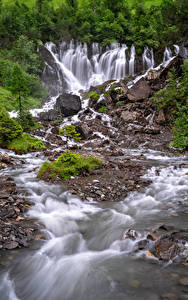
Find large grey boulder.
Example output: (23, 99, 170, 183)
(56, 93, 82, 117)
(127, 78, 151, 101)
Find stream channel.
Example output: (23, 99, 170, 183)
(0, 42, 188, 300)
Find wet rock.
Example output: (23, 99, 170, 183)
(155, 109, 166, 125)
(155, 239, 180, 260)
(39, 109, 61, 121)
(127, 78, 151, 101)
(4, 241, 19, 250)
(121, 110, 141, 123)
(76, 123, 90, 139)
(179, 277, 188, 286)
(123, 229, 138, 240)
(56, 93, 82, 117)
(144, 125, 160, 135)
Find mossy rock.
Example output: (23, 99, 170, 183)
(37, 150, 103, 180)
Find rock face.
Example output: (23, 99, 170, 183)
(127, 78, 151, 101)
(39, 45, 67, 96)
(39, 109, 61, 121)
(56, 93, 82, 117)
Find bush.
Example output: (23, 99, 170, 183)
(151, 61, 188, 150)
(0, 108, 23, 146)
(37, 150, 103, 180)
(8, 132, 45, 154)
(17, 111, 42, 132)
(59, 125, 81, 141)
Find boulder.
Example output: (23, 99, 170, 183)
(127, 78, 151, 101)
(56, 93, 82, 117)
(39, 109, 61, 121)
(155, 239, 180, 261)
(121, 110, 141, 123)
(76, 123, 90, 139)
(155, 109, 166, 125)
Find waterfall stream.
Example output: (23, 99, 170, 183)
(1, 41, 188, 299)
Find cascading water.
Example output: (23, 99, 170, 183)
(0, 151, 187, 300)
(142, 47, 154, 71)
(42, 41, 158, 94)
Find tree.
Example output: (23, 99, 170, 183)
(8, 63, 30, 113)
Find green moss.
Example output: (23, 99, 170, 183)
(37, 150, 103, 180)
(98, 106, 107, 113)
(59, 125, 81, 141)
(88, 91, 100, 101)
(116, 101, 124, 106)
(8, 132, 45, 154)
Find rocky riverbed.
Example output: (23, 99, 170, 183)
(0, 153, 41, 251)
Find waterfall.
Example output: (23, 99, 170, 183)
(42, 41, 178, 95)
(163, 47, 173, 67)
(129, 45, 136, 76)
(142, 47, 154, 71)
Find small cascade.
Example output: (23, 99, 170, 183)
(174, 44, 180, 55)
(163, 47, 173, 67)
(142, 47, 154, 71)
(129, 45, 136, 76)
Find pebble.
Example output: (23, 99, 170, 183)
(179, 277, 188, 286)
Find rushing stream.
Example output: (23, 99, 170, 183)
(1, 42, 188, 299)
(0, 150, 187, 300)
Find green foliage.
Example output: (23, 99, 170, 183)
(0, 108, 23, 146)
(10, 35, 42, 75)
(171, 113, 188, 150)
(0, 0, 187, 52)
(8, 132, 45, 154)
(59, 125, 81, 141)
(88, 91, 100, 101)
(151, 60, 188, 150)
(37, 150, 103, 180)
(116, 101, 124, 106)
(98, 106, 107, 113)
(17, 111, 37, 132)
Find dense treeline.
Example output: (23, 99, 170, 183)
(0, 0, 187, 49)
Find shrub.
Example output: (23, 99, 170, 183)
(17, 110, 42, 132)
(8, 132, 45, 154)
(37, 150, 103, 180)
(0, 108, 23, 146)
(151, 61, 188, 150)
(59, 125, 81, 141)
(99, 106, 107, 113)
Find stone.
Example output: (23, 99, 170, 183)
(121, 110, 140, 123)
(144, 125, 160, 135)
(39, 109, 61, 121)
(76, 123, 90, 139)
(56, 93, 82, 117)
(155, 109, 166, 125)
(4, 241, 19, 250)
(155, 240, 180, 260)
(179, 277, 188, 286)
(127, 78, 151, 101)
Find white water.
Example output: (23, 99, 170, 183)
(0, 151, 187, 300)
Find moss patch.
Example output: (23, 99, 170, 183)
(8, 132, 45, 154)
(37, 150, 103, 180)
